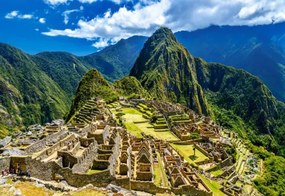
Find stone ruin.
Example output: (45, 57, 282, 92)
(0, 98, 221, 195)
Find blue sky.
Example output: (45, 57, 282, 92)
(1, 0, 285, 55)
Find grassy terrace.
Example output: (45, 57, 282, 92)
(71, 188, 107, 196)
(113, 107, 178, 141)
(170, 144, 209, 164)
(87, 169, 105, 174)
(211, 169, 223, 177)
(198, 174, 225, 196)
(154, 153, 169, 187)
(14, 181, 54, 196)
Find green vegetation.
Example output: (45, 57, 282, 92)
(198, 174, 225, 196)
(154, 153, 169, 187)
(113, 76, 150, 99)
(69, 188, 107, 196)
(87, 169, 104, 174)
(251, 145, 285, 196)
(114, 107, 178, 141)
(130, 27, 209, 115)
(170, 144, 208, 164)
(0, 43, 70, 136)
(127, 27, 285, 194)
(80, 36, 147, 82)
(15, 181, 54, 196)
(211, 169, 223, 177)
(66, 69, 119, 121)
(33, 52, 88, 96)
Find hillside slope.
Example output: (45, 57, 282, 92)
(176, 23, 285, 101)
(0, 43, 69, 133)
(130, 27, 283, 154)
(130, 28, 209, 115)
(80, 36, 147, 81)
(33, 52, 88, 96)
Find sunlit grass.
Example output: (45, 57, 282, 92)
(68, 188, 107, 196)
(198, 174, 225, 196)
(211, 169, 223, 177)
(170, 144, 209, 164)
(86, 169, 105, 174)
(118, 107, 178, 141)
(15, 181, 54, 196)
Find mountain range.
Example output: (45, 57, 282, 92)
(0, 25, 284, 195)
(1, 23, 285, 152)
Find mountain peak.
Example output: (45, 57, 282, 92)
(148, 27, 177, 44)
(130, 28, 209, 115)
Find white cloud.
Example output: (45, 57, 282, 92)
(44, 0, 71, 5)
(78, 0, 97, 3)
(5, 11, 33, 20)
(43, 0, 170, 41)
(39, 18, 46, 24)
(42, 0, 285, 48)
(62, 7, 83, 24)
(44, 0, 130, 5)
(19, 14, 33, 19)
(92, 38, 111, 48)
(5, 11, 19, 19)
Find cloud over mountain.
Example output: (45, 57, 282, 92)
(41, 0, 285, 48)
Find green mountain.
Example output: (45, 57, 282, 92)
(195, 59, 279, 131)
(130, 28, 209, 115)
(130, 27, 283, 151)
(113, 76, 150, 99)
(66, 69, 153, 122)
(0, 43, 69, 134)
(66, 68, 119, 121)
(80, 36, 148, 82)
(175, 23, 285, 102)
(33, 52, 88, 96)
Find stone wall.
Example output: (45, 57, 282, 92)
(0, 157, 10, 170)
(28, 157, 113, 187)
(28, 158, 55, 180)
(172, 184, 213, 196)
(25, 130, 68, 154)
(171, 139, 202, 145)
(130, 180, 170, 194)
(58, 151, 78, 168)
(194, 144, 211, 158)
(56, 168, 113, 187)
(108, 133, 121, 176)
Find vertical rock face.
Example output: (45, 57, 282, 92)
(130, 27, 209, 115)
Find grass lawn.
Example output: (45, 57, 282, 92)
(198, 174, 225, 196)
(171, 144, 209, 164)
(116, 107, 178, 141)
(124, 122, 143, 138)
(15, 181, 54, 196)
(87, 169, 105, 174)
(0, 187, 14, 196)
(154, 153, 169, 187)
(154, 164, 162, 186)
(211, 169, 223, 177)
(69, 188, 107, 196)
